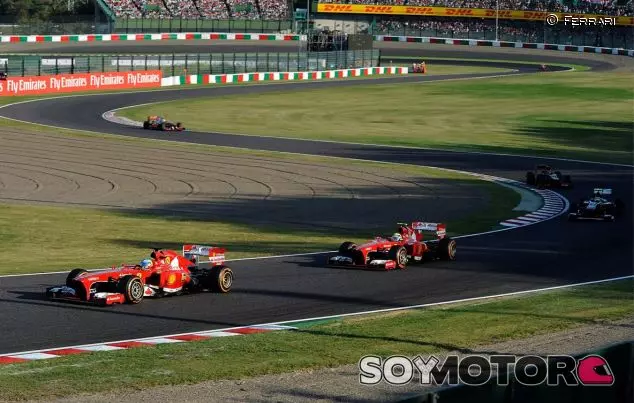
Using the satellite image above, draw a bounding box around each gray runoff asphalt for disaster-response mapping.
[0,44,631,355]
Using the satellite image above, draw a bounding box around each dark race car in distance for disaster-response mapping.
[526,164,572,188]
[327,221,456,271]
[568,188,625,222]
[143,115,185,131]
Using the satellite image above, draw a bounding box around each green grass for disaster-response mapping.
[0,158,518,275]
[117,70,634,164]
[0,278,631,401]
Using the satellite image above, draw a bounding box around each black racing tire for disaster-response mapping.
[143,121,149,129]
[563,175,572,187]
[338,241,356,254]
[160,122,167,131]
[535,174,548,188]
[615,199,625,215]
[66,268,87,286]
[438,238,457,261]
[526,172,535,185]
[117,276,144,304]
[210,266,233,293]
[388,245,408,269]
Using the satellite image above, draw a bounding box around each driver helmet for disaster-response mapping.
[140,258,153,270]
[391,233,402,241]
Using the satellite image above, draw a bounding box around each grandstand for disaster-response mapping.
[316,0,633,15]
[99,0,632,21]
[101,0,290,19]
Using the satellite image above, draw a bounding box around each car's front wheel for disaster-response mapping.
[118,276,144,304]
[388,245,408,269]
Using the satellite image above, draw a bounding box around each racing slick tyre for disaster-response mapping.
[563,175,573,188]
[66,268,87,286]
[535,174,547,188]
[117,276,144,304]
[160,122,168,131]
[615,199,625,216]
[338,241,356,254]
[388,245,408,269]
[143,121,149,129]
[526,172,535,185]
[210,266,233,293]
[438,238,457,261]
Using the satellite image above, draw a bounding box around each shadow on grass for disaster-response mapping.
[512,119,634,156]
[106,177,492,238]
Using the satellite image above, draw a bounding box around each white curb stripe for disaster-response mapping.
[1,275,630,364]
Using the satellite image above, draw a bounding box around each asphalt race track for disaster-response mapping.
[0,45,631,354]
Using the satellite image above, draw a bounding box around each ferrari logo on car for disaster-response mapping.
[167,273,176,286]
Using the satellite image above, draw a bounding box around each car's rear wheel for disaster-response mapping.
[438,238,457,261]
[210,266,233,293]
[118,276,144,304]
[526,172,535,185]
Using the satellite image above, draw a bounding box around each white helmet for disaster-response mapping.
[392,233,402,241]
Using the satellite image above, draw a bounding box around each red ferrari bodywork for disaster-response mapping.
[327,222,457,270]
[46,244,233,306]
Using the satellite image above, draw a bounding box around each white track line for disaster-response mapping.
[1,274,631,358]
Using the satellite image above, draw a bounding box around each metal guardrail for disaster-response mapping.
[113,18,293,34]
[0,50,380,77]
[0,17,293,35]
[370,28,632,49]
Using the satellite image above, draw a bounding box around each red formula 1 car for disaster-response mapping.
[327,221,456,270]
[411,62,426,73]
[142,115,185,131]
[45,244,233,306]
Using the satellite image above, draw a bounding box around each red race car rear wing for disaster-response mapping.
[408,222,447,238]
[182,244,226,265]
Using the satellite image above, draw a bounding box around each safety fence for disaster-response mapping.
[113,18,293,34]
[0,66,408,97]
[0,17,293,35]
[0,50,380,78]
[372,28,632,50]
[396,340,633,403]
[372,35,634,57]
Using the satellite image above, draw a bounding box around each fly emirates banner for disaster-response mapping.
[0,71,162,96]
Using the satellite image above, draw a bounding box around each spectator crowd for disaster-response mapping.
[103,0,290,19]
[320,0,633,16]
[101,0,632,26]
[373,16,631,47]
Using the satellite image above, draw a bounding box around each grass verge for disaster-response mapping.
[116,70,633,164]
[0,159,519,275]
[0,278,631,401]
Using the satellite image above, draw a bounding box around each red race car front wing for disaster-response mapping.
[327,255,398,271]
[46,286,125,306]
